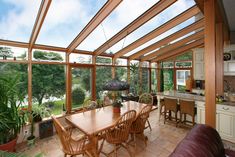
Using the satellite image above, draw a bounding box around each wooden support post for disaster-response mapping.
[139,62,143,95]
[204,0,216,128]
[65,53,71,113]
[216,23,224,95]
[157,62,161,92]
[28,49,32,111]
[92,56,96,100]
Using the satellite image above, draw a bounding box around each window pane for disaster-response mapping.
[130,63,139,95]
[163,69,174,91]
[142,68,149,93]
[176,70,190,91]
[151,69,157,93]
[116,67,127,81]
[0,46,28,61]
[70,53,92,64]
[0,63,28,107]
[33,50,65,62]
[32,63,65,116]
[0,1,41,42]
[96,56,112,65]
[96,66,112,99]
[36,0,107,47]
[72,68,92,109]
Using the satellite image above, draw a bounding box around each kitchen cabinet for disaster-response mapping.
[224,61,235,76]
[216,104,235,143]
[196,101,205,124]
[193,48,204,80]
[197,103,235,143]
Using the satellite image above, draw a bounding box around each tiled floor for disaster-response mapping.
[16,109,190,157]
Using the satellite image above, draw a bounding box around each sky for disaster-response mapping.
[0,0,196,56]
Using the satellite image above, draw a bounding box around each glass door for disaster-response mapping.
[71,66,93,109]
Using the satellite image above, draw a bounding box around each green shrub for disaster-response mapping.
[72,87,85,105]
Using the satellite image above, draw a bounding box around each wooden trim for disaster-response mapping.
[204,0,216,128]
[67,0,123,53]
[141,30,204,61]
[0,39,29,48]
[28,49,32,110]
[129,18,204,60]
[114,5,200,59]
[65,53,71,113]
[194,0,204,13]
[152,38,204,62]
[216,23,224,95]
[94,0,177,56]
[0,60,29,64]
[29,0,52,52]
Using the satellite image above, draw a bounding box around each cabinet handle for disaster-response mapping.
[222,107,229,110]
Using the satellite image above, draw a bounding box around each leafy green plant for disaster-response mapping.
[32,105,51,122]
[0,75,25,144]
[112,100,123,108]
[72,87,85,105]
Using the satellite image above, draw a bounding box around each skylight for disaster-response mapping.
[0,0,41,42]
[36,0,107,47]
[76,0,158,52]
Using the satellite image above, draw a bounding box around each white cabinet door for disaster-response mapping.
[216,110,234,140]
[196,101,205,124]
[193,49,205,80]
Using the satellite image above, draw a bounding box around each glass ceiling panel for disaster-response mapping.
[36,0,107,47]
[0,0,41,42]
[107,0,196,55]
[124,17,197,57]
[76,0,158,51]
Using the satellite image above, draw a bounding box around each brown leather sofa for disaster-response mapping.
[169,124,235,157]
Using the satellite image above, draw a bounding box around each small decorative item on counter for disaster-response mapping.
[216,95,224,103]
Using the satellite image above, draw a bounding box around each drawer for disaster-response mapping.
[217,104,235,112]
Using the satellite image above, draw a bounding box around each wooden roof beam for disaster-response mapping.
[113,5,200,59]
[29,0,52,52]
[141,30,204,61]
[129,18,204,60]
[194,0,204,13]
[151,38,204,62]
[67,0,123,53]
[94,0,177,57]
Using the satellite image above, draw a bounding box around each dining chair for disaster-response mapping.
[179,99,196,127]
[102,110,136,157]
[164,97,179,127]
[52,116,94,157]
[129,104,153,150]
[138,93,153,131]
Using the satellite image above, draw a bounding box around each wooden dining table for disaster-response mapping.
[65,101,149,156]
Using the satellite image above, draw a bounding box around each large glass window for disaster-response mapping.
[71,67,92,109]
[176,70,190,91]
[163,69,174,91]
[142,68,149,93]
[96,66,112,99]
[0,46,28,61]
[151,69,157,93]
[130,63,139,95]
[32,51,65,116]
[115,67,127,81]
[33,50,65,62]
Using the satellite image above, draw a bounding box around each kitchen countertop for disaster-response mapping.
[217,101,235,106]
[156,90,205,101]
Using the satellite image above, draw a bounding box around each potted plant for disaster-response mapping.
[26,113,35,147]
[0,75,26,152]
[31,105,51,122]
[112,100,123,113]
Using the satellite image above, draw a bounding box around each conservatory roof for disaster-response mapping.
[0,0,229,62]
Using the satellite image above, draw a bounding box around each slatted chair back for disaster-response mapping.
[139,93,153,105]
[130,104,153,133]
[164,97,178,112]
[52,116,86,155]
[105,110,136,144]
[179,99,195,114]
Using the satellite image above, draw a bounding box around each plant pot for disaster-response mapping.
[0,138,17,152]
[113,107,121,113]
[33,114,42,122]
[27,136,35,147]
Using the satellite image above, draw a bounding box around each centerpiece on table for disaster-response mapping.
[112,100,123,113]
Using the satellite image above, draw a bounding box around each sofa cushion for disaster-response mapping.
[170,124,226,157]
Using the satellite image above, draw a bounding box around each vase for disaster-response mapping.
[0,138,17,152]
[113,107,121,113]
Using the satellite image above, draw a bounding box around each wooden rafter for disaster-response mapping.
[114,5,200,59]
[194,0,204,13]
[129,18,204,60]
[0,39,29,48]
[141,30,204,61]
[94,0,177,56]
[29,0,52,52]
[67,0,123,53]
[151,38,204,62]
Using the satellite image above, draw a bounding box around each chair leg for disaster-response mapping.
[64,154,67,157]
[175,111,178,127]
[147,119,152,131]
[114,144,118,157]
